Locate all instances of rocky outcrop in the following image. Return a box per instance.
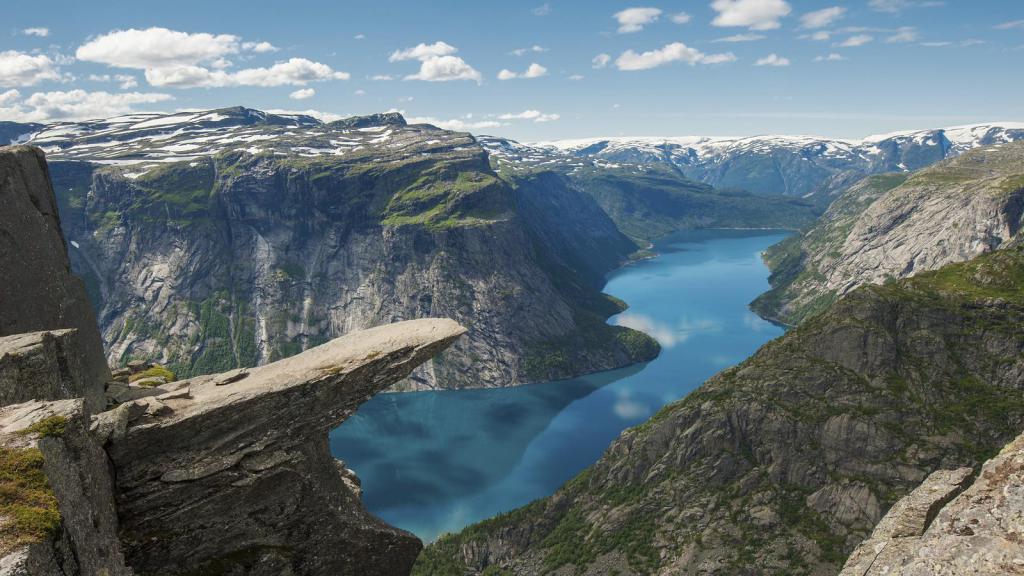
[416,247,1024,575]
[0,398,130,576]
[841,430,1024,575]
[754,142,1024,325]
[100,318,465,575]
[40,111,655,390]
[0,146,109,413]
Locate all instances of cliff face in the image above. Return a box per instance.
[416,247,1024,575]
[0,144,467,575]
[754,142,1024,325]
[0,146,109,413]
[39,110,655,389]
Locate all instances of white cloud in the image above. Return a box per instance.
[497,62,547,80]
[370,74,394,81]
[869,0,944,12]
[755,53,790,66]
[837,34,873,47]
[405,115,502,131]
[886,27,919,43]
[670,12,692,24]
[87,73,138,89]
[498,109,560,122]
[76,27,243,69]
[354,89,365,95]
[289,88,315,100]
[921,39,986,48]
[145,58,349,88]
[711,0,791,30]
[388,41,457,62]
[23,28,49,37]
[568,74,584,80]
[995,20,1024,30]
[592,53,611,69]
[389,42,480,83]
[354,34,366,40]
[0,89,173,122]
[532,3,551,16]
[800,6,845,28]
[808,30,831,40]
[511,45,548,56]
[713,33,766,42]
[814,52,846,62]
[0,89,21,106]
[242,41,278,53]
[0,51,68,88]
[614,7,662,33]
[615,42,736,71]
[404,55,481,82]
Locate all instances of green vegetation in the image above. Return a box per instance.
[128,365,176,384]
[17,416,67,439]
[0,447,61,550]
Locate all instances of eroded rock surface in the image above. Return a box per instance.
[841,431,1024,575]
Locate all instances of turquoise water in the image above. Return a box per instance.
[330,229,789,542]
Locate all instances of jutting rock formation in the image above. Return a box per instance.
[0,144,466,575]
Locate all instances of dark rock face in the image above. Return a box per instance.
[416,248,1024,575]
[0,146,109,414]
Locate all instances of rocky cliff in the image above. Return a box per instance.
[0,144,467,575]
[753,142,1024,325]
[415,246,1024,575]
[25,109,656,389]
[840,429,1024,575]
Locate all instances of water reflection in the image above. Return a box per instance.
[331,229,789,541]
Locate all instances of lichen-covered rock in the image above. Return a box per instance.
[840,431,1024,575]
[101,318,465,575]
[0,146,109,413]
[0,398,130,575]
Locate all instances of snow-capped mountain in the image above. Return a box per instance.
[481,122,1024,197]
[5,106,476,172]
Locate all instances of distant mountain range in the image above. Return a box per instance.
[481,122,1024,199]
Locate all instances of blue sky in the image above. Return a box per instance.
[2,0,1023,140]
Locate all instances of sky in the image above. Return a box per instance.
[1,0,1023,141]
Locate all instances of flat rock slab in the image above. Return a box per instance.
[100,317,465,576]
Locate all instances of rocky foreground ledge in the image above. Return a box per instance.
[0,319,464,575]
[841,430,1024,575]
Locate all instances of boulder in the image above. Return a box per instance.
[0,146,109,414]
